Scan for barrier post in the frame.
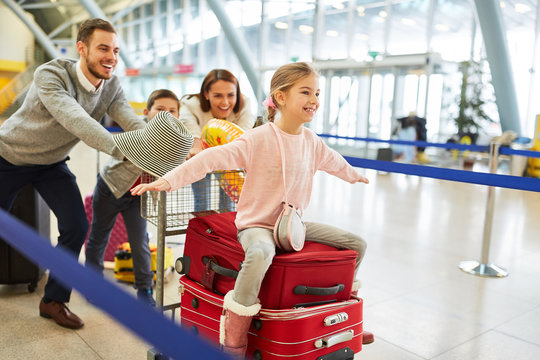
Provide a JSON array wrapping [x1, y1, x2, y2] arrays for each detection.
[[147, 190, 170, 360], [458, 141, 508, 277]]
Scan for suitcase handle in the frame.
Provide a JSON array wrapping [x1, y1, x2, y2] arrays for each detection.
[[314, 329, 354, 348], [202, 256, 238, 279], [293, 284, 345, 296]]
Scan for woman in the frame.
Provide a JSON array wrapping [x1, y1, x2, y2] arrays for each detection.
[[179, 69, 254, 212]]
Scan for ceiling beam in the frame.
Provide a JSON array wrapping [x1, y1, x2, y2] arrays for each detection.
[[207, 0, 260, 97]]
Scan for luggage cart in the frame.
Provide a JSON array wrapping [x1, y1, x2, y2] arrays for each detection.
[[141, 170, 244, 359], [141, 170, 244, 308]]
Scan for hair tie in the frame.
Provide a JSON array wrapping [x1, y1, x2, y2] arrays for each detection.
[[263, 96, 277, 109]]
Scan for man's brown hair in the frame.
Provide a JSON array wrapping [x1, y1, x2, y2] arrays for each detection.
[[77, 18, 116, 45]]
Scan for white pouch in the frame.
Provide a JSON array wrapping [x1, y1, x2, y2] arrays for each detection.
[[273, 202, 306, 252]]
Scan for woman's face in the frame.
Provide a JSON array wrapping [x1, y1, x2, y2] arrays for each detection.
[[205, 80, 237, 119]]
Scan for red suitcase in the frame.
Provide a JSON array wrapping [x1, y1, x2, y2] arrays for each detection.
[[84, 192, 128, 262], [176, 212, 358, 309], [179, 275, 363, 360]]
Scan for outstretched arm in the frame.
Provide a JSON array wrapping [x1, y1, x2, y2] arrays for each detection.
[[316, 136, 370, 185], [131, 178, 171, 195]]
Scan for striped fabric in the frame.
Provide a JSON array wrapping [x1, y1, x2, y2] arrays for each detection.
[[113, 111, 194, 177]]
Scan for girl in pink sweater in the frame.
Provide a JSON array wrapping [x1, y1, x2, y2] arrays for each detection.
[[131, 62, 372, 357]]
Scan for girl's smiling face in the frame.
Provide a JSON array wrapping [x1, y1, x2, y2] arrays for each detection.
[[279, 73, 320, 124]]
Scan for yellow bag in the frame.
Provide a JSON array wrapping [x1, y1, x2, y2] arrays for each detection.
[[114, 242, 173, 283], [524, 145, 540, 177]]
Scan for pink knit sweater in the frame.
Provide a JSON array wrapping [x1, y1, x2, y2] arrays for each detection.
[[163, 123, 363, 230]]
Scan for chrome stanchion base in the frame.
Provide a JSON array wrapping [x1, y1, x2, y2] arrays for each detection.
[[458, 260, 508, 278]]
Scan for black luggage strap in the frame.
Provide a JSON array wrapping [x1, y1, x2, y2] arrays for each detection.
[[293, 284, 345, 296], [202, 256, 239, 279]]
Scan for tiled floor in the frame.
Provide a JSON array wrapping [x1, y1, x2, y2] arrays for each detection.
[[1, 142, 540, 359]]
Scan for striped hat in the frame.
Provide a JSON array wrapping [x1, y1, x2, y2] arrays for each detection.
[[113, 111, 194, 177]]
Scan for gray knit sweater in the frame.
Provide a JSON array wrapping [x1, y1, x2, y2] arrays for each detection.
[[0, 58, 145, 166]]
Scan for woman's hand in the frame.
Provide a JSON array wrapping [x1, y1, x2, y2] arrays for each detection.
[[186, 138, 205, 159], [130, 178, 172, 196]]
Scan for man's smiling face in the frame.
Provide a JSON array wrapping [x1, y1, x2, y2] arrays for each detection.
[[77, 29, 119, 86]]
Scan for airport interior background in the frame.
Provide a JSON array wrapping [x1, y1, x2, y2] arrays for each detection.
[[1, 0, 540, 359]]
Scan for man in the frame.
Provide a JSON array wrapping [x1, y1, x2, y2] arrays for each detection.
[[0, 18, 146, 329]]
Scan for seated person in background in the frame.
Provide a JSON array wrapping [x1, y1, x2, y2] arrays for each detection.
[[179, 69, 254, 213], [392, 115, 417, 162], [85, 89, 183, 306], [395, 111, 429, 163]]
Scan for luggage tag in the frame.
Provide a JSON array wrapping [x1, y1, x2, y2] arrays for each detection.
[[201, 255, 217, 291]]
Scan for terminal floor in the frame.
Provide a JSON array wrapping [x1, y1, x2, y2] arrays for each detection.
[[1, 142, 540, 360]]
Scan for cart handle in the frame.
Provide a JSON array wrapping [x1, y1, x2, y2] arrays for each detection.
[[202, 256, 239, 279], [293, 284, 345, 296]]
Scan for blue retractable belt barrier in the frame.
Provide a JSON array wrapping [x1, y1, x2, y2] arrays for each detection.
[[105, 126, 123, 133], [317, 133, 490, 152], [344, 157, 540, 193], [0, 209, 229, 360], [499, 146, 540, 158]]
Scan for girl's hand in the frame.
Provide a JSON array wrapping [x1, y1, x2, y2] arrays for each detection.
[[356, 176, 369, 184], [130, 178, 172, 196]]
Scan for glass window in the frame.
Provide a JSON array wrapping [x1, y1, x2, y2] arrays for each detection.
[[387, 1, 428, 55]]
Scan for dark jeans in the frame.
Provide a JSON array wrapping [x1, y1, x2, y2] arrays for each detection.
[[85, 175, 152, 289], [0, 156, 88, 303], [191, 173, 235, 212]]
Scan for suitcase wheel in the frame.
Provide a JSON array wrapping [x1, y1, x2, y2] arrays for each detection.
[[28, 282, 37, 293], [175, 257, 185, 274], [252, 319, 262, 331], [252, 350, 263, 360], [174, 256, 191, 275], [191, 298, 199, 309], [147, 347, 172, 360]]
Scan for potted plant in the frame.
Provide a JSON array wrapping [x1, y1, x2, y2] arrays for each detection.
[[453, 59, 497, 144]]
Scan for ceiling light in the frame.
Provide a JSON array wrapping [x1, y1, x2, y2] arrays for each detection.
[[500, 1, 506, 8], [332, 1, 345, 10], [435, 23, 449, 32], [357, 6, 365, 16], [355, 33, 369, 41], [401, 18, 416, 26], [515, 3, 531, 13], [274, 21, 288, 30], [379, 10, 387, 18], [299, 25, 314, 34], [326, 30, 339, 37]]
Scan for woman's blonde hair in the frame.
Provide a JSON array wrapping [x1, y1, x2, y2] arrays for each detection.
[[266, 62, 318, 122]]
